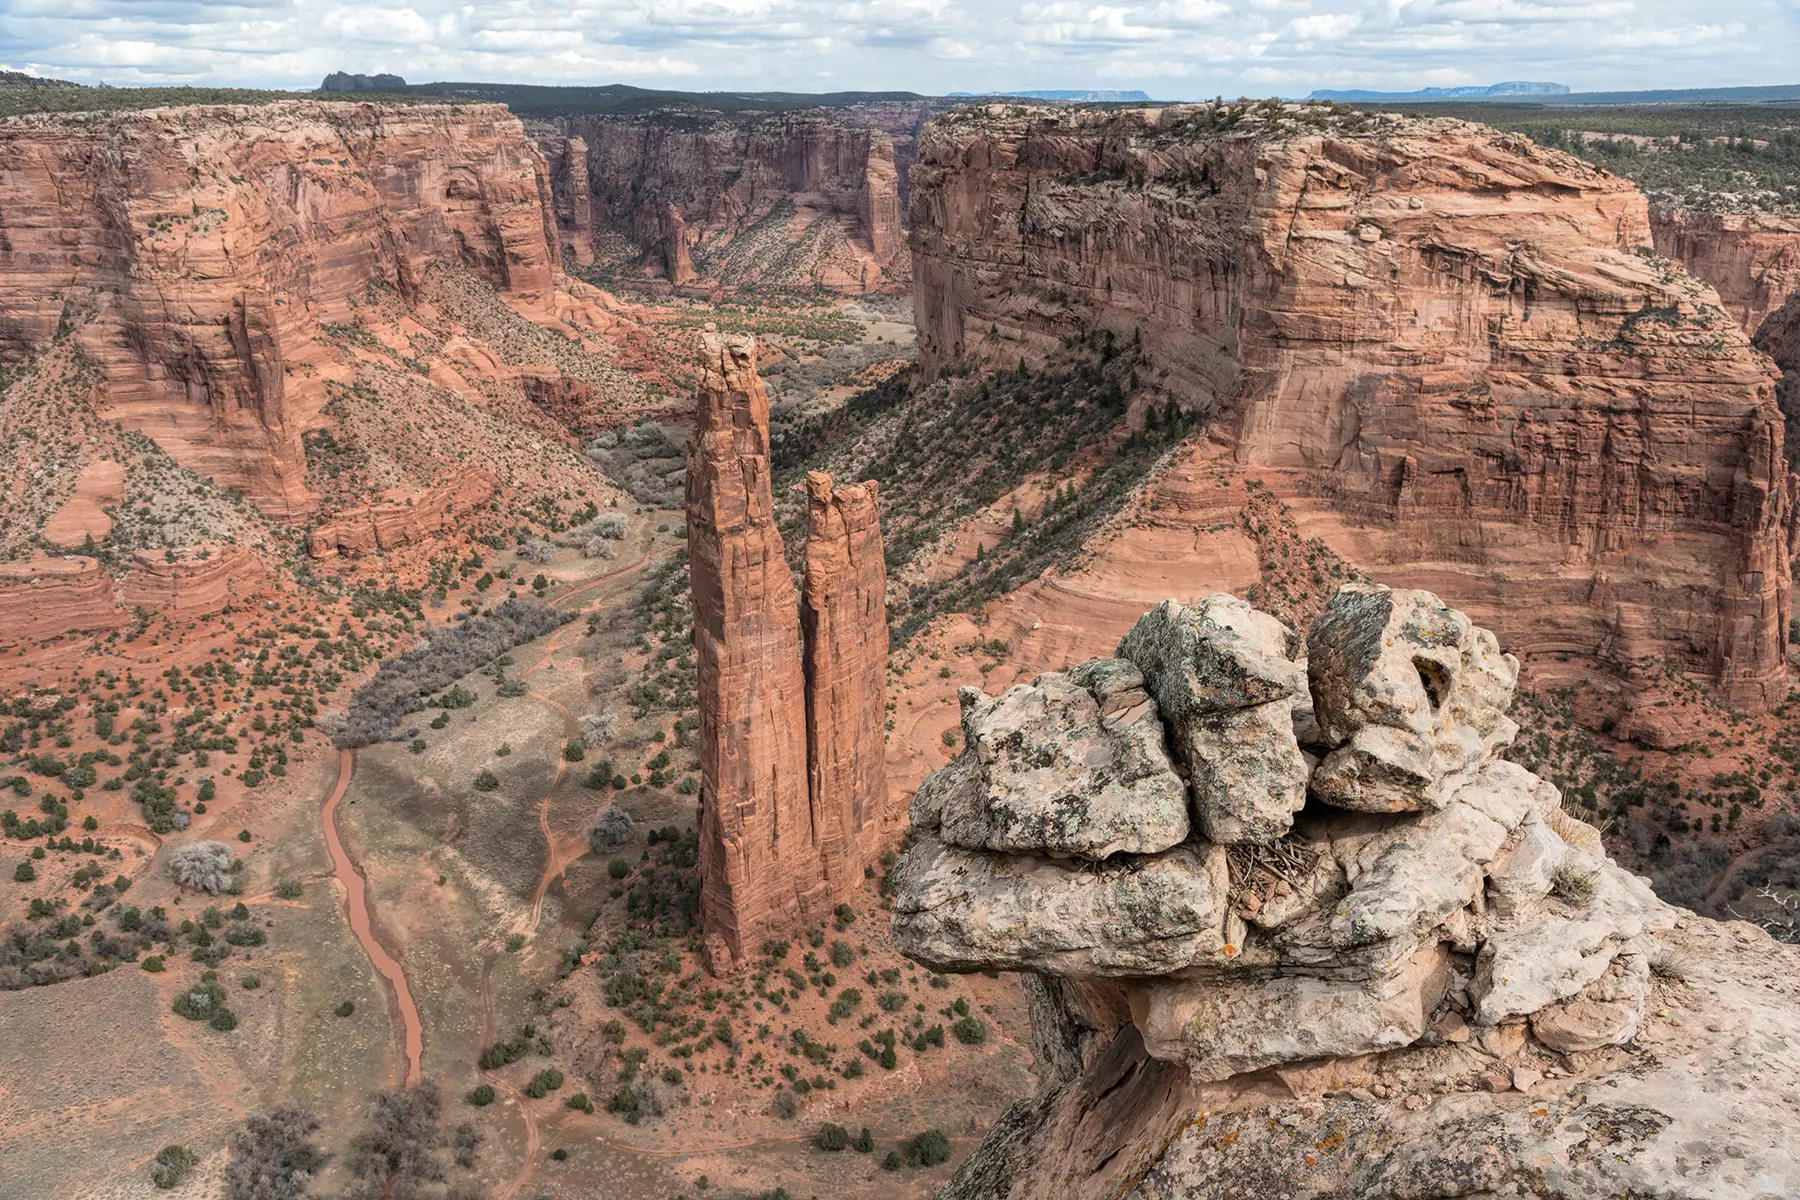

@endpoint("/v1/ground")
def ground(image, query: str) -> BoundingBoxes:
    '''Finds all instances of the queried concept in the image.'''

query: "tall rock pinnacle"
[686,337,892,971]
[803,472,893,898]
[687,334,814,970]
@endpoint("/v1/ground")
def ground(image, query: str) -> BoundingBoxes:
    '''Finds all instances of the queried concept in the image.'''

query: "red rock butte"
[686,333,892,971]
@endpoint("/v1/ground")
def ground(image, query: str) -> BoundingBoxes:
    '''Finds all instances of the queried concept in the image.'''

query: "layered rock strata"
[0,101,561,517]
[0,556,123,644]
[909,104,1794,710]
[687,336,890,969]
[538,111,904,292]
[306,469,496,559]
[118,545,266,616]
[894,586,1800,1198]
[1651,207,1800,336]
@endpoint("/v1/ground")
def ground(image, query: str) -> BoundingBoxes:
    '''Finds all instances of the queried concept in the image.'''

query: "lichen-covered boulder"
[890,838,1231,976]
[1118,594,1310,844]
[923,659,1189,860]
[1306,583,1519,812]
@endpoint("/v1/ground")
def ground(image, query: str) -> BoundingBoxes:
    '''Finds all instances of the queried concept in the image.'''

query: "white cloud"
[0,0,1791,97]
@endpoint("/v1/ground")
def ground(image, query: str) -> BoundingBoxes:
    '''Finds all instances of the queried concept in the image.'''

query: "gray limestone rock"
[890,837,1231,977]
[931,660,1189,859]
[1118,594,1310,844]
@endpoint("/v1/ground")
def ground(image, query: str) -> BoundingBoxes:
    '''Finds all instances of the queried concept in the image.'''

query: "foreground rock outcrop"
[910,103,1794,710]
[687,335,891,969]
[897,585,1800,1198]
[0,101,561,517]
[537,111,904,293]
[307,469,497,559]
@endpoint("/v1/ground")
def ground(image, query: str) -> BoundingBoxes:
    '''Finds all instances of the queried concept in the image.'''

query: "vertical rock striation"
[686,339,891,970]
[802,472,892,896]
[1651,207,1800,337]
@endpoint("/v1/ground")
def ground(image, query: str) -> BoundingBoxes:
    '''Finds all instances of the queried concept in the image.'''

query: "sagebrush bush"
[225,1106,326,1200]
[168,841,234,894]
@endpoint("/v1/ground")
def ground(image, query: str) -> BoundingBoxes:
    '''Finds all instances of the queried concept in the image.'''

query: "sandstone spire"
[687,333,814,970]
[686,339,893,971]
[802,471,892,895]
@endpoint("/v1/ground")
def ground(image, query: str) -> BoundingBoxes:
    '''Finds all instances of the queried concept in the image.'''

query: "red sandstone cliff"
[802,471,892,896]
[0,101,561,518]
[307,468,496,559]
[118,544,266,616]
[1651,208,1800,337]
[910,104,1794,710]
[536,111,904,292]
[0,557,123,645]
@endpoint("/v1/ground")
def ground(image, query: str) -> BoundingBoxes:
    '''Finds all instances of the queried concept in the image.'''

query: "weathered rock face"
[1652,207,1800,336]
[910,104,1794,711]
[538,111,904,292]
[687,338,891,969]
[306,468,496,559]
[117,544,266,616]
[0,101,561,517]
[0,556,123,644]
[541,133,595,266]
[801,472,893,895]
[901,587,1800,1199]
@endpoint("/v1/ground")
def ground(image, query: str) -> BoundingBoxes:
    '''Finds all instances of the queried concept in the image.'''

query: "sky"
[1,0,1794,99]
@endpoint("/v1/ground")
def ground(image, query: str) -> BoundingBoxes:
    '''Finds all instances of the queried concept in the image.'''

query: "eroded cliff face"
[910,104,1795,710]
[687,336,891,970]
[902,586,1800,1200]
[538,111,904,293]
[0,101,561,517]
[1651,207,1800,336]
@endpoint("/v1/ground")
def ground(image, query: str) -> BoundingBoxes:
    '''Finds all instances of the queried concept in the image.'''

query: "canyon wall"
[0,557,124,645]
[536,111,904,293]
[687,335,890,970]
[117,544,266,616]
[910,104,1794,710]
[0,101,561,518]
[1651,207,1800,336]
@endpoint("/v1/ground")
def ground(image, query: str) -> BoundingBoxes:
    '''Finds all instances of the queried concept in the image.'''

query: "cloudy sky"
[1,0,1792,98]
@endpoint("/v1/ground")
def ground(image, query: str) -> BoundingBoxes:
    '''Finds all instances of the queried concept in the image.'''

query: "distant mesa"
[949,89,1153,103]
[1310,81,1570,101]
[320,72,407,93]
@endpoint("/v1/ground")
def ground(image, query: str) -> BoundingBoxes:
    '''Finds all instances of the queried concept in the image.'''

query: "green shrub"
[830,940,856,967]
[910,1128,951,1167]
[567,1091,593,1112]
[525,1068,564,1098]
[150,1144,198,1189]
[13,861,34,882]
[468,1084,496,1106]
[607,858,631,879]
[853,1126,874,1152]
[210,1008,238,1031]
[142,955,165,973]
[550,1147,568,1161]
[817,1122,849,1151]
[506,933,526,952]
[881,1151,903,1171]
[563,741,585,762]
[275,878,303,900]
[173,980,227,1021]
[241,973,262,990]
[953,1016,987,1045]
[473,771,500,792]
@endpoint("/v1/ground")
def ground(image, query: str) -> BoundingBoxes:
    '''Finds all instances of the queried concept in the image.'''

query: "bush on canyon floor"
[910,1128,952,1167]
[585,806,635,852]
[167,841,234,894]
[467,1084,496,1107]
[817,1122,850,1151]
[328,599,570,747]
[224,1106,327,1200]
[151,1144,198,1189]
[342,1083,445,1199]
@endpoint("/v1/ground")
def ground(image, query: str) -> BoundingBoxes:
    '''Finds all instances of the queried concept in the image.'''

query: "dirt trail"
[321,747,425,1088]
[480,957,542,1200]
